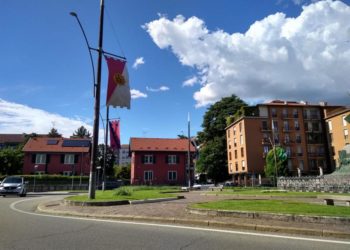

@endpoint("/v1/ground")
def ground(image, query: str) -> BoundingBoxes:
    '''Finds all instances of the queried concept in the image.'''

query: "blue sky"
[1,0,350,144]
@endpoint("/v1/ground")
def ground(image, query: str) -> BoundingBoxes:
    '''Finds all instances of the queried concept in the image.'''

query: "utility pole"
[88,0,104,199]
[187,113,191,188]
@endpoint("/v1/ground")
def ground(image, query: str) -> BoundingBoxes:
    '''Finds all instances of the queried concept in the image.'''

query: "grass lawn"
[191,199,350,217]
[66,186,181,202]
[209,187,350,198]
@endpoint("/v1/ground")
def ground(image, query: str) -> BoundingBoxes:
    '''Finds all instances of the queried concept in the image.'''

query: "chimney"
[319,101,328,106]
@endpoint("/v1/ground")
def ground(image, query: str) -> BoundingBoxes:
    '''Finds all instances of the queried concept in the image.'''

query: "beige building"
[324,107,350,169]
[226,100,342,184]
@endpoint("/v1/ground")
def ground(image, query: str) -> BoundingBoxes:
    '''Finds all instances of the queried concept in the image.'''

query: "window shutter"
[176,155,180,164]
[46,154,50,164]
[165,155,168,164]
[74,154,79,164]
[141,155,145,164]
[31,154,36,163]
[153,155,156,164]
[61,154,65,164]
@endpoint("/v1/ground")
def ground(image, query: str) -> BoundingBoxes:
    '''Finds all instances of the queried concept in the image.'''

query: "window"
[296,134,301,143]
[63,171,72,176]
[240,147,244,157]
[262,121,268,130]
[167,155,177,164]
[168,171,177,181]
[283,121,289,131]
[288,160,292,170]
[229,163,233,172]
[234,150,237,159]
[297,146,302,156]
[235,162,238,171]
[294,120,300,130]
[293,109,298,118]
[143,155,154,164]
[239,123,242,132]
[343,116,347,127]
[233,138,237,147]
[228,140,231,149]
[284,134,290,144]
[263,146,269,154]
[240,135,244,145]
[64,154,74,164]
[328,121,333,131]
[299,160,304,170]
[233,127,236,136]
[282,109,288,118]
[242,160,245,171]
[271,108,277,117]
[344,129,349,140]
[229,152,232,160]
[144,171,153,181]
[285,147,291,157]
[227,129,231,138]
[272,120,278,131]
[36,154,46,164]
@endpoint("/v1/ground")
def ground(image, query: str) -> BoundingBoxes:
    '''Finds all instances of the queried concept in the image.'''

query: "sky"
[1,0,350,144]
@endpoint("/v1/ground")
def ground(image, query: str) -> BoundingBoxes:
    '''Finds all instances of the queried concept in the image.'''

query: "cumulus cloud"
[144,0,350,107]
[146,86,170,92]
[183,76,199,87]
[131,89,148,99]
[0,98,104,139]
[132,57,145,69]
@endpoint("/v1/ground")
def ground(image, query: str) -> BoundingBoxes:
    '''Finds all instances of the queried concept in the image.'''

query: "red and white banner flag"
[105,56,131,108]
[109,120,121,151]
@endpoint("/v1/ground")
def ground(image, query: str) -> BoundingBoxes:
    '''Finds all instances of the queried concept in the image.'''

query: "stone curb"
[187,207,350,225]
[63,196,185,206]
[37,203,350,239]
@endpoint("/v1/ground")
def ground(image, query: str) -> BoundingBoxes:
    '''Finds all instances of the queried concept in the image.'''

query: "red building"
[130,138,196,185]
[22,137,90,175]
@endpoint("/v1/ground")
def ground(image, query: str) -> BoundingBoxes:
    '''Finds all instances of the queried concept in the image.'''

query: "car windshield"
[3,177,22,184]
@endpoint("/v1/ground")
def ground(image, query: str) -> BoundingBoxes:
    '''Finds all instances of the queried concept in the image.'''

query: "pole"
[88,0,104,199]
[102,106,109,191]
[187,113,191,188]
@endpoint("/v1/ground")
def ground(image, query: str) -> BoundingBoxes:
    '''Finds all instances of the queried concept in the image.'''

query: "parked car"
[0,176,27,197]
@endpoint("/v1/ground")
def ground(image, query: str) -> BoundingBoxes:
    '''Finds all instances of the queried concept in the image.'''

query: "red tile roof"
[130,138,196,152]
[0,134,26,144]
[22,137,90,153]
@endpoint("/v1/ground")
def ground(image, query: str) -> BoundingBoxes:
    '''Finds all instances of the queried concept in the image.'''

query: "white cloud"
[132,57,145,69]
[0,99,107,140]
[131,89,148,99]
[183,76,198,87]
[146,85,170,92]
[144,0,350,107]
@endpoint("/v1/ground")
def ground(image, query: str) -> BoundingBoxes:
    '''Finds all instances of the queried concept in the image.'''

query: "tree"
[196,95,247,183]
[265,146,288,179]
[0,146,23,175]
[96,144,116,177]
[48,128,61,137]
[73,126,91,138]
[114,164,131,180]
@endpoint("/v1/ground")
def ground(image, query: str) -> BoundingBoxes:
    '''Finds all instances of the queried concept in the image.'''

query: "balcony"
[260,127,271,132]
[283,127,290,132]
[261,138,270,144]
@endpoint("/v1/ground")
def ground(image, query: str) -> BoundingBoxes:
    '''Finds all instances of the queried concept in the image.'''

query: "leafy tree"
[48,128,62,137]
[0,146,23,175]
[73,126,91,138]
[114,164,131,180]
[196,95,247,183]
[96,144,116,177]
[265,146,288,179]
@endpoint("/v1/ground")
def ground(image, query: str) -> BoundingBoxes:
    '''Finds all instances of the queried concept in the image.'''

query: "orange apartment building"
[226,100,343,184]
[324,107,350,169]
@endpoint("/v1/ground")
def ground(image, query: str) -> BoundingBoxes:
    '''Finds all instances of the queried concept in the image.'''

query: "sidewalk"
[37,191,350,239]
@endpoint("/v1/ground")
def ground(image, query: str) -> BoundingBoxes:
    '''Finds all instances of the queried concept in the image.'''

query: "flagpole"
[102,106,109,191]
[89,0,104,199]
[187,112,191,188]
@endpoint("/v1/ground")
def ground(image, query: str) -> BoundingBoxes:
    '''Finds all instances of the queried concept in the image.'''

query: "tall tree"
[48,128,62,137]
[196,95,247,183]
[265,146,288,178]
[0,146,23,175]
[73,126,91,138]
[96,144,116,177]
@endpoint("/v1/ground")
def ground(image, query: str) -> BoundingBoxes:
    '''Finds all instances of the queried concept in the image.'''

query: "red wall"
[131,151,194,185]
[23,152,90,175]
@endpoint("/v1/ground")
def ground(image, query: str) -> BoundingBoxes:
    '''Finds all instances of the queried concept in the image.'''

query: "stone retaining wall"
[277,175,350,193]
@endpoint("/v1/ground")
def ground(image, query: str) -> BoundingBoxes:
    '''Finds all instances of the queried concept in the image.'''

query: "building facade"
[324,107,350,169]
[0,134,26,149]
[226,100,343,183]
[115,144,131,166]
[130,138,195,185]
[22,137,91,175]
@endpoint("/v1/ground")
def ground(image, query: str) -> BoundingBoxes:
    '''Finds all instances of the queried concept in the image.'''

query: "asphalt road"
[1,194,350,250]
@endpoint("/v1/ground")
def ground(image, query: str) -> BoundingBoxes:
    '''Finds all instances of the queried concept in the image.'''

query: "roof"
[258,100,341,108]
[130,138,196,152]
[324,107,350,120]
[22,137,90,153]
[0,134,26,144]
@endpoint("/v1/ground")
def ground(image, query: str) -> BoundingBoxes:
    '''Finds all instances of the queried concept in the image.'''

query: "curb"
[37,203,350,239]
[187,207,350,225]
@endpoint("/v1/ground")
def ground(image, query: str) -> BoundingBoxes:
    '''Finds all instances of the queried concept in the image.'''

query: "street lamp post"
[33,165,38,192]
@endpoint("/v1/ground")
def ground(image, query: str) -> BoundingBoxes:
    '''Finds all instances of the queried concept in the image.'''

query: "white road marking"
[10,197,350,246]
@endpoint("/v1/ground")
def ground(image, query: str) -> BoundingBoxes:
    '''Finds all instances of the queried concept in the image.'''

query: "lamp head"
[70,12,78,17]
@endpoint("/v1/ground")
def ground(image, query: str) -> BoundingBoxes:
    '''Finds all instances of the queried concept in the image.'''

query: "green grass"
[191,199,350,217]
[211,187,350,197]
[66,186,181,202]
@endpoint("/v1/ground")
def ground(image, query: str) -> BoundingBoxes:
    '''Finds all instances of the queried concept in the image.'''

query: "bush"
[114,186,133,196]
